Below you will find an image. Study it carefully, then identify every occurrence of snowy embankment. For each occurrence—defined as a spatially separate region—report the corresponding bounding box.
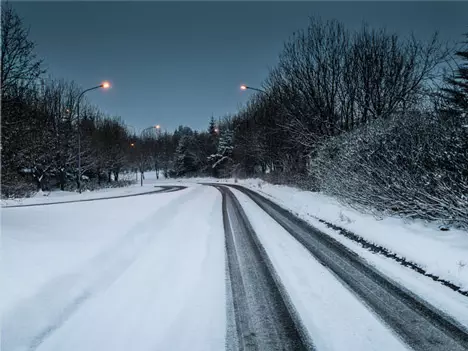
[180,177,468,293]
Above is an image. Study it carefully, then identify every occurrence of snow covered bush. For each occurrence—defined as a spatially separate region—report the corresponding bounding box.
[74,179,134,192]
[311,111,468,228]
[261,171,315,191]
[1,173,37,199]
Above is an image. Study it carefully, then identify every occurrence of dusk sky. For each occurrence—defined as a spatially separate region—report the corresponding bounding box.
[12,1,468,133]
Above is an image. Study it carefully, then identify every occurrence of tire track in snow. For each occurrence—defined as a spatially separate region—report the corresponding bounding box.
[2,185,186,208]
[245,186,468,297]
[2,186,197,351]
[214,185,313,351]
[228,184,468,351]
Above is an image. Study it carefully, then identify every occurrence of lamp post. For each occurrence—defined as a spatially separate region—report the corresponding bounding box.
[240,84,266,94]
[129,142,138,181]
[152,125,162,180]
[75,81,110,193]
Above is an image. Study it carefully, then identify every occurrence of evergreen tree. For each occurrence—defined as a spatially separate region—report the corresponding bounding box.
[174,135,198,177]
[208,116,216,136]
[206,116,219,176]
[208,129,234,177]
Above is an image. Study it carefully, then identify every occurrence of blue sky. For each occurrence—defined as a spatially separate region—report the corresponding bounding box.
[12,1,468,132]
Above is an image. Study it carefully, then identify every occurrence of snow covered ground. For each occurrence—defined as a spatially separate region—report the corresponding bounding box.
[3,174,467,350]
[159,177,468,329]
[1,171,193,207]
[5,172,467,293]
[2,185,225,351]
[1,183,162,208]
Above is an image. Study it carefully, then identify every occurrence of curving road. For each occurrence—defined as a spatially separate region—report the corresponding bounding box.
[3,183,468,351]
[1,185,186,208]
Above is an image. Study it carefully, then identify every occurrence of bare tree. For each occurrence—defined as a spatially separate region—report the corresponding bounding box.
[1,2,43,96]
[351,26,446,123]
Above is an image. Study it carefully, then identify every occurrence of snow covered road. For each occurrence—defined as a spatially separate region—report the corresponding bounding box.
[3,183,468,351]
[3,186,224,351]
[2,185,186,208]
[216,185,312,350]
[225,185,468,351]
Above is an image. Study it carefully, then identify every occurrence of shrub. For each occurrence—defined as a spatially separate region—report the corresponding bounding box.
[311,111,468,228]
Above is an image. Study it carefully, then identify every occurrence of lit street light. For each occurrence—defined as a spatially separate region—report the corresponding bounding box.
[75,81,111,194]
[140,125,161,137]
[240,84,266,94]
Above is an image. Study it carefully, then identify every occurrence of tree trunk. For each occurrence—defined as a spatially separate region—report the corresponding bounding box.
[163,163,169,178]
[59,169,66,191]
[108,171,112,183]
[34,174,42,191]
[43,176,50,191]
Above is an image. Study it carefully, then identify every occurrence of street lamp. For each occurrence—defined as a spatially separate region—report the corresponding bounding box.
[75,81,111,193]
[240,84,266,94]
[140,125,161,136]
[154,125,162,180]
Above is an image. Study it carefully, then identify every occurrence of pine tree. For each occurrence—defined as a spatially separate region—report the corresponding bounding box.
[208,129,234,177]
[174,135,198,177]
[208,116,216,136]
